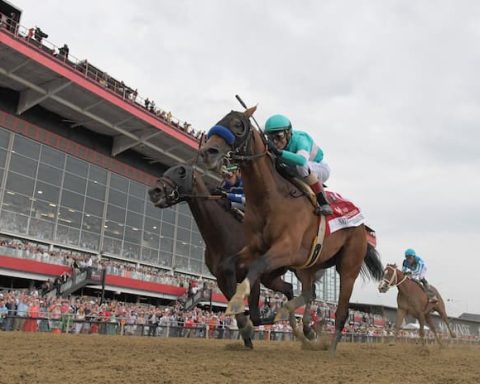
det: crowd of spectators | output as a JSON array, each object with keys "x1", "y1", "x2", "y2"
[
  {"x1": 0, "y1": 12, "x2": 204, "y2": 141},
  {"x1": 0, "y1": 289, "x2": 296, "y2": 340},
  {"x1": 0, "y1": 237, "x2": 220, "y2": 295},
  {"x1": 1, "y1": 288, "x2": 476, "y2": 344},
  {"x1": 0, "y1": 236, "x2": 477, "y2": 343}
]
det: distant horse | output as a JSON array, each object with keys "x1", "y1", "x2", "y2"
[
  {"x1": 199, "y1": 107, "x2": 383, "y2": 353},
  {"x1": 148, "y1": 164, "x2": 295, "y2": 348},
  {"x1": 378, "y1": 264, "x2": 456, "y2": 346}
]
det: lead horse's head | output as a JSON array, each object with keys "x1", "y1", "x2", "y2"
[
  {"x1": 148, "y1": 164, "x2": 195, "y2": 208},
  {"x1": 199, "y1": 106, "x2": 258, "y2": 172}
]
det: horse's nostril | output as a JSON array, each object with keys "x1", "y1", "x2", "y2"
[{"x1": 207, "y1": 147, "x2": 219, "y2": 155}]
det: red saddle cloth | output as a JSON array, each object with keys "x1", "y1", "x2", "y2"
[{"x1": 325, "y1": 191, "x2": 366, "y2": 235}]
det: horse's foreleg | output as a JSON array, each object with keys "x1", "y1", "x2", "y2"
[
  {"x1": 226, "y1": 242, "x2": 292, "y2": 316},
  {"x1": 218, "y1": 255, "x2": 254, "y2": 348},
  {"x1": 247, "y1": 280, "x2": 262, "y2": 326},
  {"x1": 394, "y1": 308, "x2": 407, "y2": 343},
  {"x1": 302, "y1": 298, "x2": 317, "y2": 340}
]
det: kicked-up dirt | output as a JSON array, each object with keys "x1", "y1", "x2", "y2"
[{"x1": 0, "y1": 332, "x2": 479, "y2": 384}]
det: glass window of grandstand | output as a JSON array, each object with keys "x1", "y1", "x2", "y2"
[{"x1": 0, "y1": 132, "x2": 208, "y2": 278}]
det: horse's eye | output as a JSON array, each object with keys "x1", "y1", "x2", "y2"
[
  {"x1": 232, "y1": 121, "x2": 246, "y2": 137},
  {"x1": 178, "y1": 167, "x2": 186, "y2": 178}
]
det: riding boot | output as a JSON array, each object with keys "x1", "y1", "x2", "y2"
[
  {"x1": 315, "y1": 192, "x2": 333, "y2": 216},
  {"x1": 305, "y1": 172, "x2": 333, "y2": 216},
  {"x1": 421, "y1": 278, "x2": 438, "y2": 303}
]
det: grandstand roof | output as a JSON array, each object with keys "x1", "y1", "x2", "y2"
[
  {"x1": 459, "y1": 313, "x2": 480, "y2": 323},
  {"x1": 0, "y1": 26, "x2": 199, "y2": 169}
]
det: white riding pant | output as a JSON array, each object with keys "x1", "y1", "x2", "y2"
[{"x1": 296, "y1": 160, "x2": 330, "y2": 183}]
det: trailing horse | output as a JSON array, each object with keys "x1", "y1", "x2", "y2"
[
  {"x1": 148, "y1": 163, "x2": 294, "y2": 348},
  {"x1": 378, "y1": 264, "x2": 456, "y2": 346},
  {"x1": 199, "y1": 107, "x2": 384, "y2": 353}
]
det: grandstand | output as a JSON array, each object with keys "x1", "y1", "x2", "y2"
[{"x1": 0, "y1": 1, "x2": 340, "y2": 307}]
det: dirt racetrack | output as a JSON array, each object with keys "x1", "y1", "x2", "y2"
[{"x1": 1, "y1": 333, "x2": 479, "y2": 384}]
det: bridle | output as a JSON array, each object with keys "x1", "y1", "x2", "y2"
[
  {"x1": 381, "y1": 265, "x2": 408, "y2": 289},
  {"x1": 214, "y1": 111, "x2": 268, "y2": 164},
  {"x1": 156, "y1": 167, "x2": 215, "y2": 207}
]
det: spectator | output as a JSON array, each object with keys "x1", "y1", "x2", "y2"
[
  {"x1": 34, "y1": 27, "x2": 48, "y2": 43},
  {"x1": 0, "y1": 297, "x2": 7, "y2": 330},
  {"x1": 14, "y1": 296, "x2": 28, "y2": 331},
  {"x1": 58, "y1": 43, "x2": 69, "y2": 61},
  {"x1": 26, "y1": 27, "x2": 34, "y2": 40}
]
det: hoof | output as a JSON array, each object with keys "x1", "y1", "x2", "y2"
[
  {"x1": 304, "y1": 327, "x2": 316, "y2": 341},
  {"x1": 274, "y1": 307, "x2": 290, "y2": 322},
  {"x1": 243, "y1": 338, "x2": 254, "y2": 349}
]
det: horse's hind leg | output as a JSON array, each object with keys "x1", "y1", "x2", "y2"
[
  {"x1": 437, "y1": 305, "x2": 456, "y2": 339},
  {"x1": 425, "y1": 314, "x2": 442, "y2": 347},
  {"x1": 330, "y1": 235, "x2": 366, "y2": 354}
]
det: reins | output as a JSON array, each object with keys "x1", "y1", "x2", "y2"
[{"x1": 383, "y1": 265, "x2": 408, "y2": 288}]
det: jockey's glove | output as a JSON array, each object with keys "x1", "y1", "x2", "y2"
[
  {"x1": 267, "y1": 140, "x2": 283, "y2": 157},
  {"x1": 211, "y1": 188, "x2": 227, "y2": 197}
]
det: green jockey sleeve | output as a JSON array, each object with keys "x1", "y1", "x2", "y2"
[
  {"x1": 279, "y1": 131, "x2": 312, "y2": 166},
  {"x1": 280, "y1": 150, "x2": 307, "y2": 166}
]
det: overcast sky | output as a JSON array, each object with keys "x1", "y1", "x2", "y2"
[{"x1": 14, "y1": 0, "x2": 480, "y2": 316}]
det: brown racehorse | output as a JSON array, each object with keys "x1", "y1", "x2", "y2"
[
  {"x1": 378, "y1": 264, "x2": 456, "y2": 346},
  {"x1": 199, "y1": 107, "x2": 383, "y2": 353},
  {"x1": 148, "y1": 164, "x2": 295, "y2": 348}
]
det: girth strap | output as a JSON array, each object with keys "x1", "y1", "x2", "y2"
[{"x1": 295, "y1": 214, "x2": 327, "y2": 270}]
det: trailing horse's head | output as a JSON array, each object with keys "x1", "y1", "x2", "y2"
[
  {"x1": 378, "y1": 263, "x2": 398, "y2": 293},
  {"x1": 199, "y1": 106, "x2": 257, "y2": 172},
  {"x1": 148, "y1": 164, "x2": 194, "y2": 208}
]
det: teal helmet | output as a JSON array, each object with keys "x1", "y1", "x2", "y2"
[
  {"x1": 264, "y1": 114, "x2": 292, "y2": 134},
  {"x1": 404, "y1": 248, "x2": 416, "y2": 257}
]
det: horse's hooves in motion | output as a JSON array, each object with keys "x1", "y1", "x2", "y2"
[
  {"x1": 243, "y1": 338, "x2": 254, "y2": 349},
  {"x1": 303, "y1": 326, "x2": 317, "y2": 341},
  {"x1": 224, "y1": 342, "x2": 252, "y2": 351}
]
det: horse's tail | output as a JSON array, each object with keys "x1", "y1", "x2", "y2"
[{"x1": 360, "y1": 243, "x2": 384, "y2": 281}]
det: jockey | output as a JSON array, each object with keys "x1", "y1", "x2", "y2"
[
  {"x1": 264, "y1": 114, "x2": 332, "y2": 215},
  {"x1": 402, "y1": 248, "x2": 438, "y2": 303},
  {"x1": 220, "y1": 166, "x2": 245, "y2": 210}
]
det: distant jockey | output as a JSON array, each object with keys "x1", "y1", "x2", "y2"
[{"x1": 402, "y1": 248, "x2": 438, "y2": 303}]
